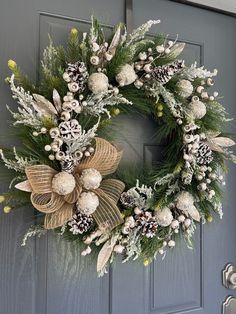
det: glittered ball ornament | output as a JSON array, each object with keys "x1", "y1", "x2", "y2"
[
  {"x1": 80, "y1": 168, "x2": 102, "y2": 190},
  {"x1": 155, "y1": 207, "x2": 173, "y2": 227},
  {"x1": 115, "y1": 64, "x2": 137, "y2": 87},
  {"x1": 52, "y1": 172, "x2": 76, "y2": 195},
  {"x1": 88, "y1": 72, "x2": 109, "y2": 94},
  {"x1": 189, "y1": 96, "x2": 207, "y2": 119},
  {"x1": 77, "y1": 191, "x2": 99, "y2": 215},
  {"x1": 176, "y1": 79, "x2": 193, "y2": 98}
]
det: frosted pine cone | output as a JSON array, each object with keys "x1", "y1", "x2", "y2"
[
  {"x1": 64, "y1": 62, "x2": 88, "y2": 92},
  {"x1": 134, "y1": 211, "x2": 158, "y2": 237},
  {"x1": 68, "y1": 212, "x2": 94, "y2": 235},
  {"x1": 152, "y1": 60, "x2": 184, "y2": 84},
  {"x1": 196, "y1": 142, "x2": 213, "y2": 165},
  {"x1": 141, "y1": 219, "x2": 158, "y2": 238},
  {"x1": 120, "y1": 192, "x2": 136, "y2": 208},
  {"x1": 135, "y1": 210, "x2": 152, "y2": 226}
]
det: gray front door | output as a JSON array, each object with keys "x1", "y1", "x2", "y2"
[{"x1": 0, "y1": 1, "x2": 236, "y2": 313}]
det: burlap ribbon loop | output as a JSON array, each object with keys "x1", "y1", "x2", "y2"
[
  {"x1": 25, "y1": 165, "x2": 56, "y2": 194},
  {"x1": 76, "y1": 137, "x2": 123, "y2": 176},
  {"x1": 24, "y1": 138, "x2": 125, "y2": 230},
  {"x1": 31, "y1": 192, "x2": 64, "y2": 213},
  {"x1": 44, "y1": 203, "x2": 74, "y2": 229}
]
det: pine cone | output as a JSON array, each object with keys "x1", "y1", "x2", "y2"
[
  {"x1": 61, "y1": 160, "x2": 75, "y2": 173},
  {"x1": 135, "y1": 211, "x2": 150, "y2": 226},
  {"x1": 65, "y1": 62, "x2": 89, "y2": 92},
  {"x1": 141, "y1": 219, "x2": 158, "y2": 238},
  {"x1": 134, "y1": 211, "x2": 158, "y2": 237},
  {"x1": 196, "y1": 142, "x2": 213, "y2": 165},
  {"x1": 120, "y1": 192, "x2": 136, "y2": 208},
  {"x1": 68, "y1": 212, "x2": 94, "y2": 235},
  {"x1": 152, "y1": 60, "x2": 184, "y2": 84}
]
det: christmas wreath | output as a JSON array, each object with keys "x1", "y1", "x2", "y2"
[{"x1": 1, "y1": 17, "x2": 235, "y2": 275}]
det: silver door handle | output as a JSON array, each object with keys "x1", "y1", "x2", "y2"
[
  {"x1": 223, "y1": 296, "x2": 236, "y2": 314},
  {"x1": 223, "y1": 264, "x2": 236, "y2": 290}
]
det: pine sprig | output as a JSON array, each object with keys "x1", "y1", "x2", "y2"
[
  {"x1": 7, "y1": 60, "x2": 36, "y2": 94},
  {"x1": 65, "y1": 28, "x2": 81, "y2": 63}
]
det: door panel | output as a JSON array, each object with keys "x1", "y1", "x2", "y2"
[
  {"x1": 132, "y1": 1, "x2": 236, "y2": 313},
  {"x1": 0, "y1": 1, "x2": 236, "y2": 314}
]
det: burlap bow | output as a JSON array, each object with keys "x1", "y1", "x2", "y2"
[{"x1": 16, "y1": 138, "x2": 125, "y2": 230}]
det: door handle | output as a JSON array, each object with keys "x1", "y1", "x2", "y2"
[
  {"x1": 223, "y1": 296, "x2": 236, "y2": 314},
  {"x1": 223, "y1": 264, "x2": 236, "y2": 290}
]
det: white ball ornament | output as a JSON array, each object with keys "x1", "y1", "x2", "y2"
[
  {"x1": 156, "y1": 45, "x2": 165, "y2": 53},
  {"x1": 77, "y1": 192, "x2": 99, "y2": 215},
  {"x1": 168, "y1": 240, "x2": 176, "y2": 248},
  {"x1": 178, "y1": 215, "x2": 185, "y2": 223},
  {"x1": 63, "y1": 72, "x2": 71, "y2": 82},
  {"x1": 114, "y1": 244, "x2": 124, "y2": 254},
  {"x1": 135, "y1": 64, "x2": 142, "y2": 71},
  {"x1": 55, "y1": 151, "x2": 65, "y2": 161},
  {"x1": 143, "y1": 64, "x2": 152, "y2": 73},
  {"x1": 92, "y1": 42, "x2": 100, "y2": 52},
  {"x1": 52, "y1": 172, "x2": 76, "y2": 195},
  {"x1": 189, "y1": 96, "x2": 207, "y2": 119},
  {"x1": 104, "y1": 52, "x2": 113, "y2": 61},
  {"x1": 90, "y1": 56, "x2": 100, "y2": 65},
  {"x1": 176, "y1": 79, "x2": 193, "y2": 98},
  {"x1": 200, "y1": 182, "x2": 207, "y2": 191},
  {"x1": 113, "y1": 87, "x2": 119, "y2": 95},
  {"x1": 81, "y1": 246, "x2": 92, "y2": 256},
  {"x1": 201, "y1": 91, "x2": 209, "y2": 99},
  {"x1": 207, "y1": 78, "x2": 214, "y2": 86},
  {"x1": 209, "y1": 173, "x2": 216, "y2": 180},
  {"x1": 41, "y1": 127, "x2": 47, "y2": 134},
  {"x1": 88, "y1": 72, "x2": 109, "y2": 94},
  {"x1": 122, "y1": 225, "x2": 130, "y2": 235},
  {"x1": 184, "y1": 218, "x2": 191, "y2": 228},
  {"x1": 196, "y1": 86, "x2": 204, "y2": 94},
  {"x1": 84, "y1": 151, "x2": 91, "y2": 157},
  {"x1": 115, "y1": 64, "x2": 137, "y2": 87},
  {"x1": 165, "y1": 48, "x2": 171, "y2": 54},
  {"x1": 80, "y1": 168, "x2": 102, "y2": 190},
  {"x1": 196, "y1": 174, "x2": 203, "y2": 181},
  {"x1": 171, "y1": 220, "x2": 179, "y2": 229},
  {"x1": 68, "y1": 82, "x2": 79, "y2": 93},
  {"x1": 209, "y1": 190, "x2": 215, "y2": 196},
  {"x1": 138, "y1": 52, "x2": 147, "y2": 60},
  {"x1": 61, "y1": 111, "x2": 71, "y2": 121},
  {"x1": 44, "y1": 145, "x2": 51, "y2": 151},
  {"x1": 134, "y1": 80, "x2": 143, "y2": 89},
  {"x1": 134, "y1": 207, "x2": 142, "y2": 215}
]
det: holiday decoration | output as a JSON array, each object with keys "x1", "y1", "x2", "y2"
[{"x1": 0, "y1": 17, "x2": 235, "y2": 276}]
